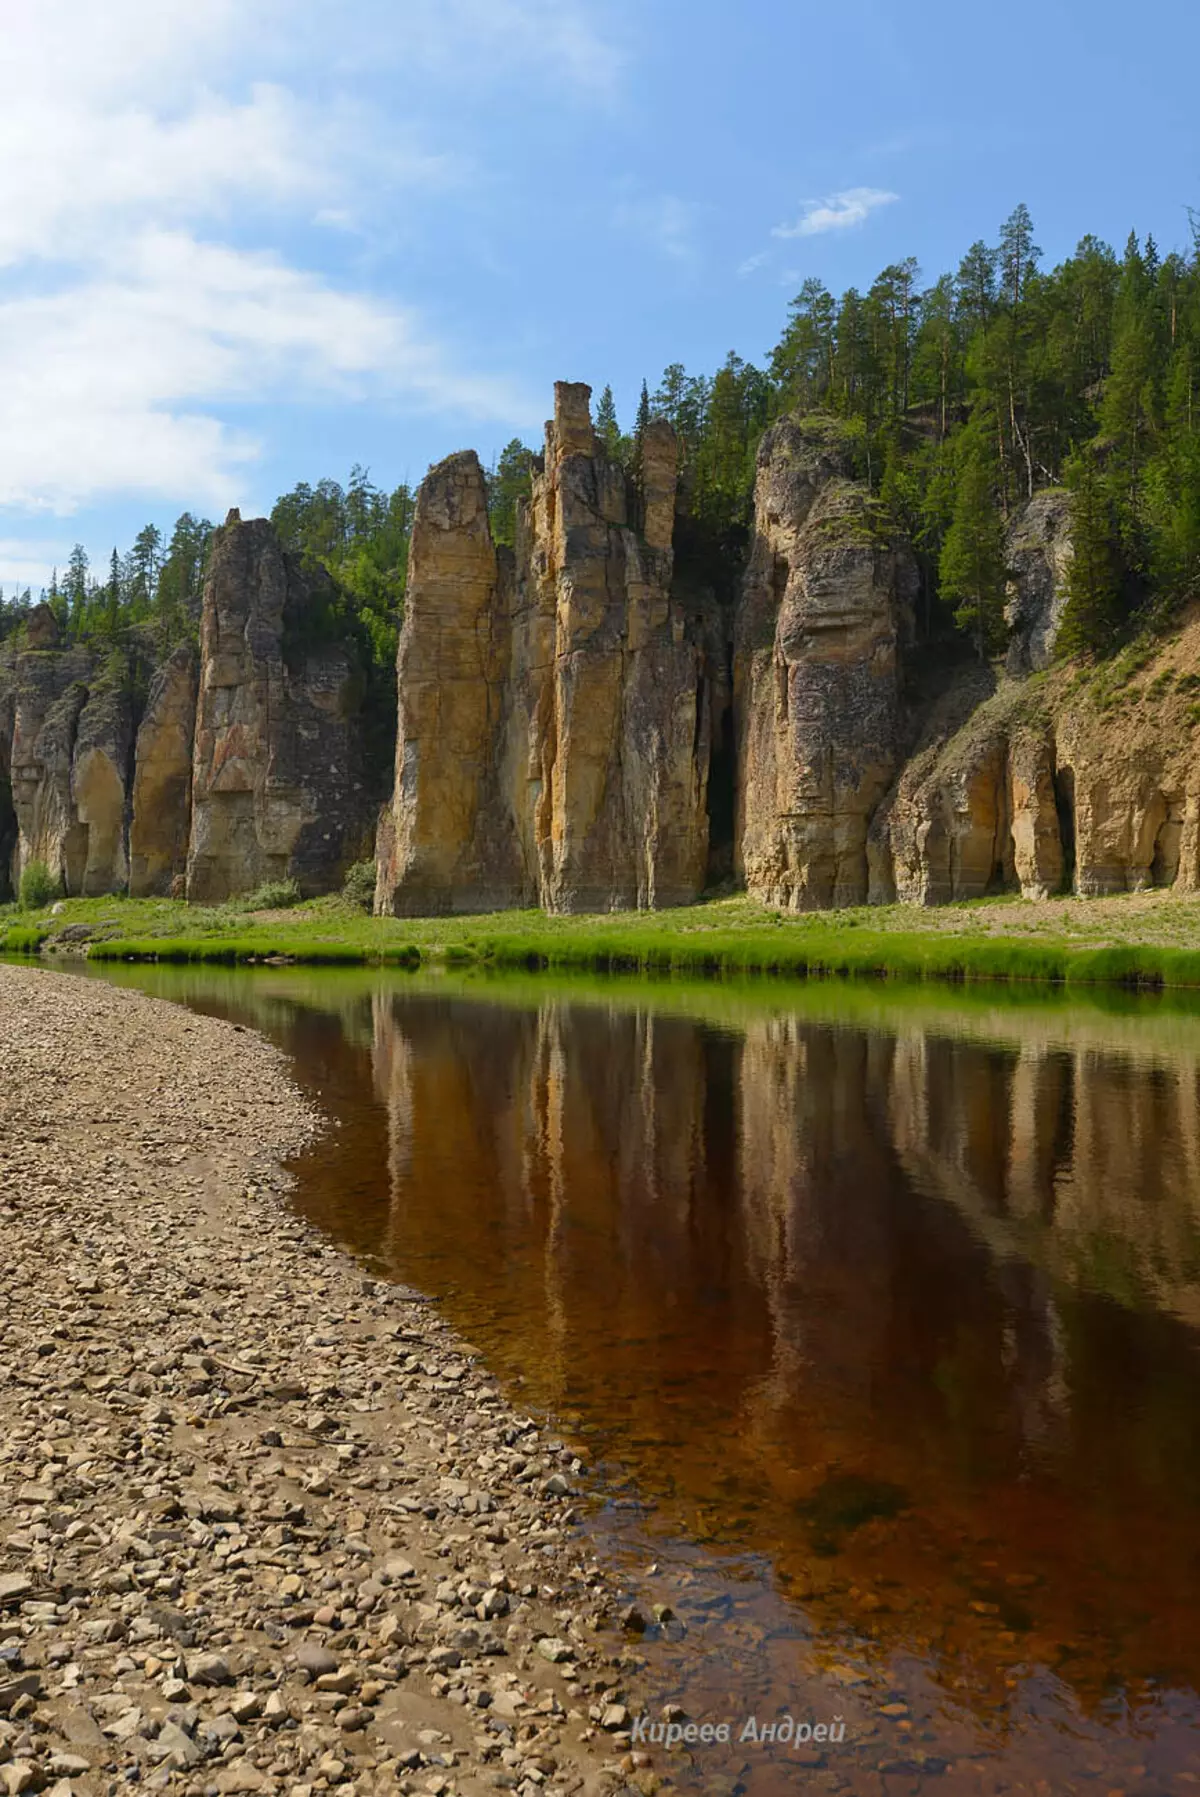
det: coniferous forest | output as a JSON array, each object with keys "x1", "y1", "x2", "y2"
[{"x1": 4, "y1": 205, "x2": 1200, "y2": 680}]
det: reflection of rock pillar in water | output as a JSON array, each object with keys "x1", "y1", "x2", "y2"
[
  {"x1": 373, "y1": 995, "x2": 416, "y2": 1250},
  {"x1": 888, "y1": 1030, "x2": 1072, "y2": 1445},
  {"x1": 740, "y1": 1019, "x2": 814, "y2": 1426},
  {"x1": 540, "y1": 1002, "x2": 570, "y2": 1399}
]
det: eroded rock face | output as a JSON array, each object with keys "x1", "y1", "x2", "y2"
[
  {"x1": 71, "y1": 672, "x2": 136, "y2": 896},
  {"x1": 734, "y1": 418, "x2": 917, "y2": 908},
  {"x1": 375, "y1": 452, "x2": 522, "y2": 915},
  {"x1": 378, "y1": 382, "x2": 712, "y2": 915},
  {"x1": 188, "y1": 512, "x2": 368, "y2": 902},
  {"x1": 129, "y1": 646, "x2": 197, "y2": 897},
  {"x1": 870, "y1": 688, "x2": 1064, "y2": 905},
  {"x1": 1006, "y1": 489, "x2": 1073, "y2": 674},
  {"x1": 0, "y1": 630, "x2": 92, "y2": 895}
]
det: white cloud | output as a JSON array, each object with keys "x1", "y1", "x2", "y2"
[
  {"x1": 0, "y1": 234, "x2": 532, "y2": 514},
  {"x1": 0, "y1": 0, "x2": 554, "y2": 516},
  {"x1": 737, "y1": 251, "x2": 770, "y2": 279},
  {"x1": 772, "y1": 187, "x2": 899, "y2": 239},
  {"x1": 614, "y1": 194, "x2": 701, "y2": 263}
]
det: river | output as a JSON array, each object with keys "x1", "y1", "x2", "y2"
[{"x1": 78, "y1": 962, "x2": 1200, "y2": 1793}]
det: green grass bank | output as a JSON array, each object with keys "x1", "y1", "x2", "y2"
[{"x1": 4, "y1": 887, "x2": 1200, "y2": 991}]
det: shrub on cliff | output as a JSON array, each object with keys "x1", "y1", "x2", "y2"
[
  {"x1": 229, "y1": 878, "x2": 303, "y2": 912},
  {"x1": 342, "y1": 859, "x2": 377, "y2": 911},
  {"x1": 19, "y1": 860, "x2": 58, "y2": 910}
]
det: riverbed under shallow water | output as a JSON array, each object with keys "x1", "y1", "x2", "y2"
[{"x1": 75, "y1": 962, "x2": 1200, "y2": 1793}]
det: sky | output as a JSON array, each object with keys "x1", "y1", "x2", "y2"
[{"x1": 1, "y1": 0, "x2": 1198, "y2": 592}]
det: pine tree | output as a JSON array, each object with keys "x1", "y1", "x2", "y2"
[
  {"x1": 938, "y1": 442, "x2": 1008, "y2": 659},
  {"x1": 486, "y1": 440, "x2": 535, "y2": 548},
  {"x1": 1058, "y1": 453, "x2": 1124, "y2": 656},
  {"x1": 594, "y1": 385, "x2": 622, "y2": 459}
]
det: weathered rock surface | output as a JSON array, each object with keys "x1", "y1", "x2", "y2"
[
  {"x1": 1005, "y1": 488, "x2": 1073, "y2": 675},
  {"x1": 375, "y1": 454, "x2": 523, "y2": 913},
  {"x1": 71, "y1": 670, "x2": 137, "y2": 896},
  {"x1": 0, "y1": 521, "x2": 373, "y2": 903},
  {"x1": 0, "y1": 611, "x2": 96, "y2": 897},
  {"x1": 378, "y1": 382, "x2": 712, "y2": 915},
  {"x1": 128, "y1": 646, "x2": 197, "y2": 897},
  {"x1": 188, "y1": 512, "x2": 370, "y2": 902},
  {"x1": 869, "y1": 682, "x2": 1064, "y2": 904},
  {"x1": 734, "y1": 417, "x2": 917, "y2": 908}
]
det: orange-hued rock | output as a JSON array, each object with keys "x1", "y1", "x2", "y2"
[
  {"x1": 128, "y1": 646, "x2": 197, "y2": 897},
  {"x1": 187, "y1": 512, "x2": 369, "y2": 902},
  {"x1": 374, "y1": 451, "x2": 523, "y2": 914},
  {"x1": 734, "y1": 417, "x2": 917, "y2": 908},
  {"x1": 0, "y1": 611, "x2": 135, "y2": 899},
  {"x1": 377, "y1": 382, "x2": 712, "y2": 915}
]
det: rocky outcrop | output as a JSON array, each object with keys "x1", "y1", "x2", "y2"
[
  {"x1": 1006, "y1": 489, "x2": 1073, "y2": 674},
  {"x1": 868, "y1": 678, "x2": 1065, "y2": 904},
  {"x1": 377, "y1": 382, "x2": 712, "y2": 915},
  {"x1": 734, "y1": 417, "x2": 917, "y2": 908},
  {"x1": 0, "y1": 607, "x2": 94, "y2": 896},
  {"x1": 375, "y1": 454, "x2": 522, "y2": 914},
  {"x1": 0, "y1": 521, "x2": 371, "y2": 904},
  {"x1": 187, "y1": 512, "x2": 370, "y2": 902},
  {"x1": 71, "y1": 670, "x2": 136, "y2": 896},
  {"x1": 128, "y1": 646, "x2": 197, "y2": 897}
]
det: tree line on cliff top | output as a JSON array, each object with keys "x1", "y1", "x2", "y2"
[{"x1": 4, "y1": 204, "x2": 1200, "y2": 671}]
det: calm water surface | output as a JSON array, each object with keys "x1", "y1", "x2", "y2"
[{"x1": 83, "y1": 963, "x2": 1200, "y2": 1794}]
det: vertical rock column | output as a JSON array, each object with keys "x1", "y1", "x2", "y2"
[
  {"x1": 380, "y1": 381, "x2": 713, "y2": 916},
  {"x1": 187, "y1": 511, "x2": 366, "y2": 902},
  {"x1": 734, "y1": 418, "x2": 917, "y2": 909},
  {"x1": 517, "y1": 381, "x2": 710, "y2": 911},
  {"x1": 375, "y1": 452, "x2": 523, "y2": 914},
  {"x1": 128, "y1": 647, "x2": 198, "y2": 896}
]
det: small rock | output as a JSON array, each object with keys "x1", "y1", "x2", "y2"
[
  {"x1": 151, "y1": 1720, "x2": 203, "y2": 1768},
  {"x1": 315, "y1": 1668, "x2": 359, "y2": 1693},
  {"x1": 187, "y1": 1650, "x2": 233, "y2": 1686},
  {"x1": 535, "y1": 1638, "x2": 572, "y2": 1665},
  {"x1": 295, "y1": 1641, "x2": 339, "y2": 1678}
]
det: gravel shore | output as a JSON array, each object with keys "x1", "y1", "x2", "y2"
[{"x1": 0, "y1": 966, "x2": 664, "y2": 1797}]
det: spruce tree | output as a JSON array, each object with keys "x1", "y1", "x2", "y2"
[
  {"x1": 1058, "y1": 453, "x2": 1124, "y2": 656},
  {"x1": 938, "y1": 443, "x2": 1008, "y2": 659},
  {"x1": 594, "y1": 385, "x2": 622, "y2": 459}
]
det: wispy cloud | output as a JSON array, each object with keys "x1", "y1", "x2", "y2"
[
  {"x1": 398, "y1": 0, "x2": 624, "y2": 97},
  {"x1": 772, "y1": 187, "x2": 899, "y2": 239},
  {"x1": 614, "y1": 193, "x2": 701, "y2": 264},
  {"x1": 736, "y1": 250, "x2": 770, "y2": 279},
  {"x1": 0, "y1": 234, "x2": 531, "y2": 516},
  {"x1": 0, "y1": 0, "x2": 545, "y2": 517}
]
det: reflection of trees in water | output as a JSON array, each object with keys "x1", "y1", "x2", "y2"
[
  {"x1": 889, "y1": 1031, "x2": 1200, "y2": 1326},
  {"x1": 362, "y1": 988, "x2": 1200, "y2": 1708}
]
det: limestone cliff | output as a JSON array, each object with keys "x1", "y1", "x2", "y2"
[
  {"x1": 375, "y1": 452, "x2": 522, "y2": 914},
  {"x1": 128, "y1": 646, "x2": 197, "y2": 898},
  {"x1": 187, "y1": 512, "x2": 370, "y2": 902},
  {"x1": 377, "y1": 382, "x2": 712, "y2": 915},
  {"x1": 868, "y1": 614, "x2": 1200, "y2": 902},
  {"x1": 0, "y1": 518, "x2": 371, "y2": 904},
  {"x1": 0, "y1": 607, "x2": 129, "y2": 899},
  {"x1": 1005, "y1": 489, "x2": 1073, "y2": 675},
  {"x1": 734, "y1": 417, "x2": 918, "y2": 908}
]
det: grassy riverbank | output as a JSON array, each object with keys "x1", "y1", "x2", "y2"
[{"x1": 4, "y1": 886, "x2": 1200, "y2": 988}]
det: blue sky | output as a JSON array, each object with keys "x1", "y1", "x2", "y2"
[{"x1": 2, "y1": 0, "x2": 1197, "y2": 591}]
